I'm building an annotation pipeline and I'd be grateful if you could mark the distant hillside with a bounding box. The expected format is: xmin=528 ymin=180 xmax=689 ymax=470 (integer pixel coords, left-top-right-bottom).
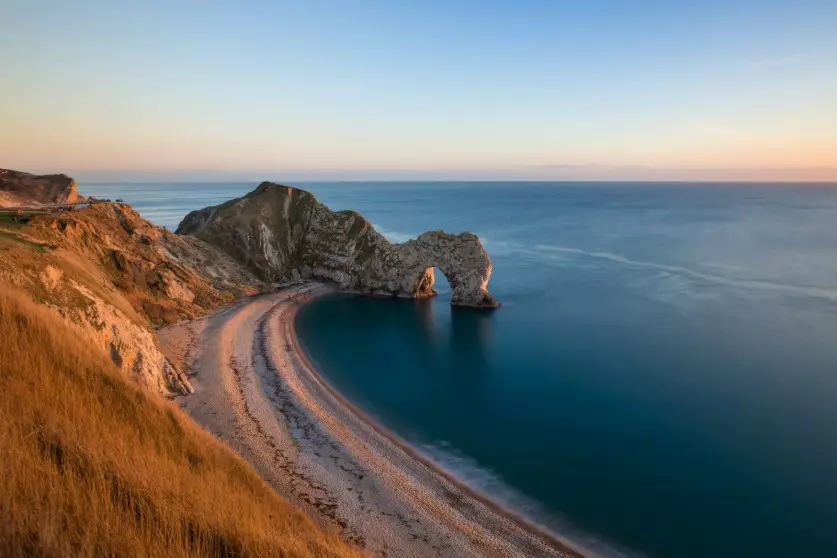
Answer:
xmin=0 ymin=169 xmax=84 ymax=206
xmin=0 ymin=288 xmax=363 ymax=557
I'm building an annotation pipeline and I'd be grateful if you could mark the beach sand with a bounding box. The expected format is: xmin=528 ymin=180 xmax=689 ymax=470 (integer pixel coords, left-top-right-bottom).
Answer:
xmin=158 ymin=284 xmax=582 ymax=557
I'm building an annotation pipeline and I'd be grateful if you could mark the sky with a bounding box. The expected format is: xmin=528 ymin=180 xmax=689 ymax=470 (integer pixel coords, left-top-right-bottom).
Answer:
xmin=1 ymin=0 xmax=836 ymax=181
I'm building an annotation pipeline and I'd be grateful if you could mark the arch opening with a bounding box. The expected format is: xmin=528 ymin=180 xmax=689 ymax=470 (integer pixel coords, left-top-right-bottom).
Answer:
xmin=412 ymin=266 xmax=453 ymax=301
xmin=431 ymin=267 xmax=452 ymax=296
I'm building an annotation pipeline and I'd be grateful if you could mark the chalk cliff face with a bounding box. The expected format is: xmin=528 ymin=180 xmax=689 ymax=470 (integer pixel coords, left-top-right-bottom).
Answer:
xmin=177 ymin=182 xmax=498 ymax=308
xmin=0 ymin=169 xmax=84 ymax=207
xmin=1 ymin=179 xmax=264 ymax=396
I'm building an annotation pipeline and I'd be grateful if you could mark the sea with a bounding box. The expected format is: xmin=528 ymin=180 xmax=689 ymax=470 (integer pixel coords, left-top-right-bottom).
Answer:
xmin=83 ymin=181 xmax=837 ymax=558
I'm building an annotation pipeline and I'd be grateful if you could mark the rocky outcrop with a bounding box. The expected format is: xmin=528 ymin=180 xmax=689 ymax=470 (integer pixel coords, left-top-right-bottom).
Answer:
xmin=0 ymin=169 xmax=84 ymax=206
xmin=61 ymin=280 xmax=193 ymax=395
xmin=0 ymin=180 xmax=265 ymax=396
xmin=177 ymin=182 xmax=498 ymax=308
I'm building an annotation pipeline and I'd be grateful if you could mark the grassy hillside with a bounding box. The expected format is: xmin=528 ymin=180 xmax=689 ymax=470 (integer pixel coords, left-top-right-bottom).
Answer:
xmin=0 ymin=288 xmax=364 ymax=558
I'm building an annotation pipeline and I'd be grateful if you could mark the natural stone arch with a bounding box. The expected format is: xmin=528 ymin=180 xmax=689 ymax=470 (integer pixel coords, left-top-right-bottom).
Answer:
xmin=378 ymin=232 xmax=498 ymax=308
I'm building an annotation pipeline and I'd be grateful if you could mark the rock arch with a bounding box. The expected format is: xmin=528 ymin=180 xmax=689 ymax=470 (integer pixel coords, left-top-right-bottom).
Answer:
xmin=372 ymin=232 xmax=498 ymax=308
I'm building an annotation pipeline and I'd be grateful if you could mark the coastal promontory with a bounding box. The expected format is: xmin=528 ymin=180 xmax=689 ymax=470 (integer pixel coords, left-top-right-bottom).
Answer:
xmin=0 ymin=169 xmax=84 ymax=206
xmin=177 ymin=182 xmax=499 ymax=307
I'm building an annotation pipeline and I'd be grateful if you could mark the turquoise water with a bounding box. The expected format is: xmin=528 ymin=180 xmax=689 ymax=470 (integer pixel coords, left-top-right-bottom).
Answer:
xmin=85 ymin=181 xmax=837 ymax=557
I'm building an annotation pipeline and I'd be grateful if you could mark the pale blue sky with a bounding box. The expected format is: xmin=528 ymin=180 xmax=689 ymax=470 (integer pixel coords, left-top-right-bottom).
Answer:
xmin=1 ymin=0 xmax=835 ymax=180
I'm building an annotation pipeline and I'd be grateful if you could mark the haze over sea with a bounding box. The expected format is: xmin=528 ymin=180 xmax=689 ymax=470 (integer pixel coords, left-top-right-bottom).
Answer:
xmin=85 ymin=181 xmax=837 ymax=557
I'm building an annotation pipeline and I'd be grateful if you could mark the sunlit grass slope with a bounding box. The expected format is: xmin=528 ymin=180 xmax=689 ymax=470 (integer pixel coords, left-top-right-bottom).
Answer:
xmin=0 ymin=289 xmax=364 ymax=558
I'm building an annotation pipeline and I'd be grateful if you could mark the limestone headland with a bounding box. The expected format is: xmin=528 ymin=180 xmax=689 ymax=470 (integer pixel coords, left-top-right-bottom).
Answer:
xmin=0 ymin=169 xmax=85 ymax=207
xmin=177 ymin=182 xmax=499 ymax=308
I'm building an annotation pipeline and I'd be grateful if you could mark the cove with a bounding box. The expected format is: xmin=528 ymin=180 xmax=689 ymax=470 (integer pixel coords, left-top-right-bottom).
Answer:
xmin=296 ymin=279 xmax=837 ymax=558
xmin=89 ymin=180 xmax=837 ymax=557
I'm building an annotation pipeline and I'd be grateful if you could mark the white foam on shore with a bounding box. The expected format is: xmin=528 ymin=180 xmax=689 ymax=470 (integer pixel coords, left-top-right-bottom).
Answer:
xmin=416 ymin=440 xmax=642 ymax=558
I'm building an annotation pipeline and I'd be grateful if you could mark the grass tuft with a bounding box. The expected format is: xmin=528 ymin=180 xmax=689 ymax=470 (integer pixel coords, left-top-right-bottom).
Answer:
xmin=0 ymin=288 xmax=364 ymax=558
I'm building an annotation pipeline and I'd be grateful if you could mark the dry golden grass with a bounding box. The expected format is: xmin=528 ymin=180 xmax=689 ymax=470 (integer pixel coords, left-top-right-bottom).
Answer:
xmin=0 ymin=289 xmax=364 ymax=558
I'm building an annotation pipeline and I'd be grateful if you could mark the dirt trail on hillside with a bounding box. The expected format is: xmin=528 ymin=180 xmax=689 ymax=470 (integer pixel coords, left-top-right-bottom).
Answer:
xmin=158 ymin=285 xmax=580 ymax=558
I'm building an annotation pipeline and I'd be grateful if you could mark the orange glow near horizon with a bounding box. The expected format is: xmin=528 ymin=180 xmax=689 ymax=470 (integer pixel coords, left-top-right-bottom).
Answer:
xmin=2 ymin=122 xmax=835 ymax=182
xmin=2 ymin=2 xmax=835 ymax=182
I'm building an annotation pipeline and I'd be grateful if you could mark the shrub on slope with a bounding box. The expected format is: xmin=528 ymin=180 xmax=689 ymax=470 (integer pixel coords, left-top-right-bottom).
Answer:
xmin=0 ymin=289 xmax=363 ymax=558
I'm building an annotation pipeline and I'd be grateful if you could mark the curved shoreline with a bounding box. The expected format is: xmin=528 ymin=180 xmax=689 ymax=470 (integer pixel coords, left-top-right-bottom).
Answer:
xmin=288 ymin=288 xmax=590 ymax=557
xmin=159 ymin=285 xmax=591 ymax=557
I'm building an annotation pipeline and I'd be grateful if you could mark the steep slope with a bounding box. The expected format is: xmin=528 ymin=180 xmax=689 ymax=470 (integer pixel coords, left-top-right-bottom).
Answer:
xmin=0 ymin=168 xmax=84 ymax=206
xmin=0 ymin=198 xmax=264 ymax=395
xmin=178 ymin=182 xmax=499 ymax=307
xmin=0 ymin=289 xmax=364 ymax=558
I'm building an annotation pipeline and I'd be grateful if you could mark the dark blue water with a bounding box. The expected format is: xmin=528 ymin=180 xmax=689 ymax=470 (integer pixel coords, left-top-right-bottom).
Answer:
xmin=85 ymin=181 xmax=837 ymax=557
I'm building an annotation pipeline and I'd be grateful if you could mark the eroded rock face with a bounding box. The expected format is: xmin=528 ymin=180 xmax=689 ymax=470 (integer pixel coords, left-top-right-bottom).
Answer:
xmin=0 ymin=169 xmax=83 ymax=206
xmin=63 ymin=281 xmax=194 ymax=396
xmin=177 ymin=183 xmax=498 ymax=308
xmin=0 ymin=183 xmax=266 ymax=396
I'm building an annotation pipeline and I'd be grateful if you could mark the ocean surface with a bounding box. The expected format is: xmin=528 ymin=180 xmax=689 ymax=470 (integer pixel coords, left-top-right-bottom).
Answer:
xmin=84 ymin=181 xmax=837 ymax=558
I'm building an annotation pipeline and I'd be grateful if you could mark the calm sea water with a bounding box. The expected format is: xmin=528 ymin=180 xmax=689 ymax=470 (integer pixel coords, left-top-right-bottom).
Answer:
xmin=85 ymin=181 xmax=837 ymax=557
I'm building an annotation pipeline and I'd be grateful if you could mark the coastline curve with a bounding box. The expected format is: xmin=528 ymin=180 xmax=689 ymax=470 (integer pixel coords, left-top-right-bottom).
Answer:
xmin=159 ymin=284 xmax=583 ymax=557
xmin=289 ymin=288 xmax=597 ymax=557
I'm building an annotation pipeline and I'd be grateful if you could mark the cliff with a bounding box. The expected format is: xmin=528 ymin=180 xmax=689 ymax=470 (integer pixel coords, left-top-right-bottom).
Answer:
xmin=0 ymin=169 xmax=84 ymax=206
xmin=0 ymin=181 xmax=264 ymax=396
xmin=0 ymin=259 xmax=362 ymax=558
xmin=177 ymin=182 xmax=499 ymax=308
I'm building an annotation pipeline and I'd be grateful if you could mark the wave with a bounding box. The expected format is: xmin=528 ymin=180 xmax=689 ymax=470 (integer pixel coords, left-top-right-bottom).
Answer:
xmin=530 ymin=244 xmax=837 ymax=303
xmin=417 ymin=440 xmax=643 ymax=558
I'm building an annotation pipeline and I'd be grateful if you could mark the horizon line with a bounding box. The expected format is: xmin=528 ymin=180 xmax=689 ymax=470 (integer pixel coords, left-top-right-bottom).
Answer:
xmin=78 ymin=178 xmax=837 ymax=185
